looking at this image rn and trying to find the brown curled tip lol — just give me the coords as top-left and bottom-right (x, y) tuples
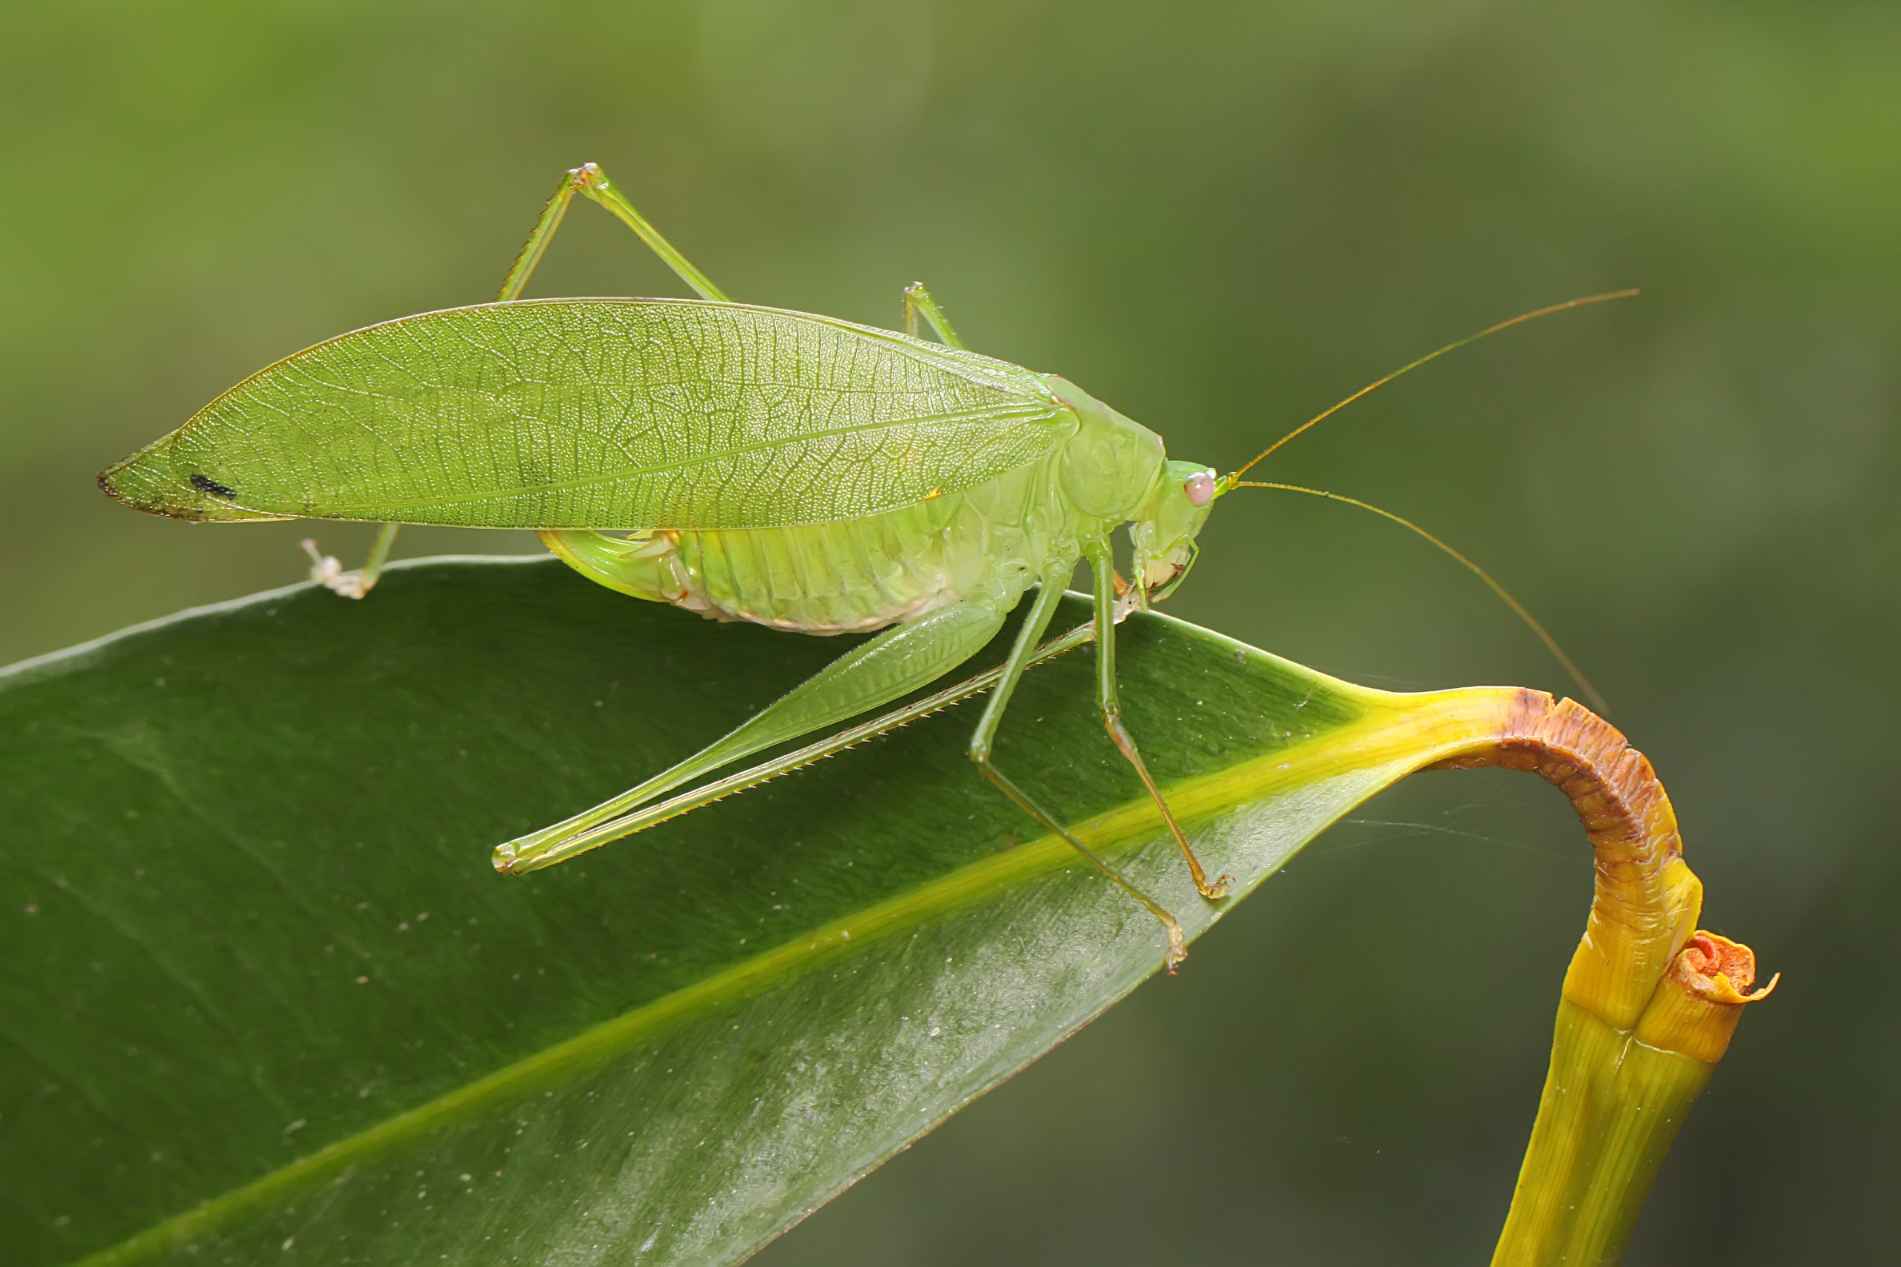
(1431, 688), (1685, 888)
(1429, 688), (1703, 1027)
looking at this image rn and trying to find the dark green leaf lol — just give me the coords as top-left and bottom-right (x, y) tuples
(3, 558), (1509, 1266)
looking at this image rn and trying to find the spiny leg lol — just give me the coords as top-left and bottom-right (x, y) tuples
(967, 566), (1189, 972)
(309, 161), (733, 597)
(496, 599), (1009, 873)
(525, 620), (1101, 856)
(1086, 542), (1233, 901)
(902, 281), (965, 349)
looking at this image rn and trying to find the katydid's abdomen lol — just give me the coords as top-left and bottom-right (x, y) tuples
(541, 454), (1071, 634)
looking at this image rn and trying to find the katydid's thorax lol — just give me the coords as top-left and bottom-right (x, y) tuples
(1041, 374), (1169, 525)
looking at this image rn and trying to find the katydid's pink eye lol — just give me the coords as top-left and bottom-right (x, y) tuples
(1184, 471), (1216, 506)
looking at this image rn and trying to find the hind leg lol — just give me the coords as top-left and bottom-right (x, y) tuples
(309, 161), (733, 597)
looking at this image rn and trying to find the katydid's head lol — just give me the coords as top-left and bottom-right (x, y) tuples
(1129, 460), (1220, 608)
(1040, 373), (1221, 609)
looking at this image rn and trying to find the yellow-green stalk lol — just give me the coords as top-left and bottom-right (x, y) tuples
(1424, 691), (1776, 1264)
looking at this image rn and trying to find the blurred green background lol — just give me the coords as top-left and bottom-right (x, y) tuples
(5, 1), (1894, 1262)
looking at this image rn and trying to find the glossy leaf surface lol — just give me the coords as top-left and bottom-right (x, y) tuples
(2, 557), (1514, 1265)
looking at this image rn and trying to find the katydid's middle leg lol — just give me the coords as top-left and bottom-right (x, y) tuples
(967, 565), (1190, 972)
(1085, 543), (1232, 901)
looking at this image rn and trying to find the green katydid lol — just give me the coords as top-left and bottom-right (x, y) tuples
(100, 161), (1630, 970)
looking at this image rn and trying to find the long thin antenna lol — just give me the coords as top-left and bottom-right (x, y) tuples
(1227, 289), (1639, 482)
(1230, 479), (1609, 713)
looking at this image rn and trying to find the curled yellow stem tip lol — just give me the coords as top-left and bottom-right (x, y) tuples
(1638, 930), (1778, 1065)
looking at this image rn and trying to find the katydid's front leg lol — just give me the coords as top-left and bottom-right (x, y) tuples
(1085, 542), (1233, 901)
(494, 599), (1009, 874)
(965, 564), (1191, 972)
(308, 161), (731, 599)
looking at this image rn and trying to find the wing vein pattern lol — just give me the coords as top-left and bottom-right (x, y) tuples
(167, 299), (1075, 530)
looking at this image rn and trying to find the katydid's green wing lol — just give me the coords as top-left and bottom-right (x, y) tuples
(98, 300), (1074, 530)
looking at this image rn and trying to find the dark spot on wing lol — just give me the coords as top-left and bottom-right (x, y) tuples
(190, 473), (238, 499)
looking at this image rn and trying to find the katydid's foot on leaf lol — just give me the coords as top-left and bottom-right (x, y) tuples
(1163, 921), (1187, 974)
(301, 539), (376, 600)
(1098, 711), (1231, 903)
